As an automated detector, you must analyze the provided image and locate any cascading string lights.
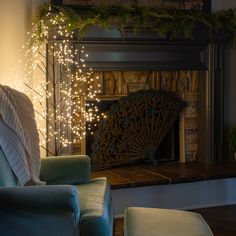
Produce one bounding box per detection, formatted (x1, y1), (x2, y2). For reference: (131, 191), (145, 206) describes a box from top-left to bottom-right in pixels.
(22, 5), (102, 156)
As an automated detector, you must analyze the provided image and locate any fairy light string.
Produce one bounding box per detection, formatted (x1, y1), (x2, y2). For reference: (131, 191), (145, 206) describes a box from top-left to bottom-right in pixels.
(22, 5), (102, 156)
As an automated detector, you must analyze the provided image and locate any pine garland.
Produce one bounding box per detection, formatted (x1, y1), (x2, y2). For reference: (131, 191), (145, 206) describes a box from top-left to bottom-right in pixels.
(32, 3), (236, 45)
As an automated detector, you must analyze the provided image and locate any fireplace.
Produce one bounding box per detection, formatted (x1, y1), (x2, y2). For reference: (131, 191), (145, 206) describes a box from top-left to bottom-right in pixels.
(48, 20), (225, 165)
(67, 25), (226, 166)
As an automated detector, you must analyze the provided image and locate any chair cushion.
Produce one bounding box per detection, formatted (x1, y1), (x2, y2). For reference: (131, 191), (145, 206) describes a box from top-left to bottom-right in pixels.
(76, 177), (113, 236)
(124, 207), (213, 236)
(0, 148), (16, 187)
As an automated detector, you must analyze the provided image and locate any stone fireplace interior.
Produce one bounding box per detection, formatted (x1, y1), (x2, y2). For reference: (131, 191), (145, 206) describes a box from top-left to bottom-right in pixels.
(81, 70), (201, 169)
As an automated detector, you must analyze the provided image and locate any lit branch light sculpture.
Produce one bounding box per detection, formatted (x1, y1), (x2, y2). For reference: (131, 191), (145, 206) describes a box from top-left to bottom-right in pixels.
(22, 5), (101, 156)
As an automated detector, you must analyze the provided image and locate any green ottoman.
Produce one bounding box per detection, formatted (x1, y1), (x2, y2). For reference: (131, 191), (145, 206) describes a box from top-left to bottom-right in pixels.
(124, 207), (213, 236)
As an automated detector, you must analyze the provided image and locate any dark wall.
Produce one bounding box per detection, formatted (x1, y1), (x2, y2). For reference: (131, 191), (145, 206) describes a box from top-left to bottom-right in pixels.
(212, 0), (236, 161)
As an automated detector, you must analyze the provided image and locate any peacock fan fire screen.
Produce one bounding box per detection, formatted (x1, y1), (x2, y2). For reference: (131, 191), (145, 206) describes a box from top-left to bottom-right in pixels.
(72, 70), (200, 170)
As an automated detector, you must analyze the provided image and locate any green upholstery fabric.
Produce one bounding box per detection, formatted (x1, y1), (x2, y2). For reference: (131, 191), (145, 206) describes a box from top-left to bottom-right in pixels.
(40, 155), (113, 235)
(0, 152), (113, 236)
(0, 185), (80, 236)
(0, 210), (79, 236)
(40, 155), (91, 185)
(0, 148), (17, 187)
(0, 185), (80, 217)
(77, 177), (113, 236)
(124, 207), (213, 236)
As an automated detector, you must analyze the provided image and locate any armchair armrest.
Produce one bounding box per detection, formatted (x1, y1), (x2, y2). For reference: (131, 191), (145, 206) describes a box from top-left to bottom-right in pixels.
(0, 185), (79, 219)
(40, 155), (91, 185)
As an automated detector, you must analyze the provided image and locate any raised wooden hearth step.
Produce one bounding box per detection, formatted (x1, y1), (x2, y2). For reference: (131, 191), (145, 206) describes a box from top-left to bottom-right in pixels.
(91, 162), (236, 189)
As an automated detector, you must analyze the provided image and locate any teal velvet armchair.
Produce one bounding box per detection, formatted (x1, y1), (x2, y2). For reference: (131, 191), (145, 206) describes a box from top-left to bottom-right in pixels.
(0, 148), (113, 236)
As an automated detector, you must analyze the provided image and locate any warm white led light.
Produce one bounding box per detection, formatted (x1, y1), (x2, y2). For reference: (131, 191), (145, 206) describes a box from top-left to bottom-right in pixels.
(22, 6), (104, 155)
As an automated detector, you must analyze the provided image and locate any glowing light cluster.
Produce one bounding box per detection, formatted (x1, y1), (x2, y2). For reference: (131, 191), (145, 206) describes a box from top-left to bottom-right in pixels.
(22, 6), (102, 156)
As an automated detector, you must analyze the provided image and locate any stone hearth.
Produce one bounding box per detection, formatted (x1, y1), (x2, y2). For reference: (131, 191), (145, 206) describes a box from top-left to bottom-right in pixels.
(92, 162), (236, 189)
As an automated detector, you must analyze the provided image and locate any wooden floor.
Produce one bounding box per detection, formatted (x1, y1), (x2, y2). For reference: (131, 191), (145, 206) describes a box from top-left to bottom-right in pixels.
(92, 162), (236, 189)
(114, 205), (236, 236)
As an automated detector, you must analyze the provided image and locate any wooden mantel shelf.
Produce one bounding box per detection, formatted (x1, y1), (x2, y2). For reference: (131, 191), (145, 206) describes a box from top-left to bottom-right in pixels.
(91, 162), (236, 189)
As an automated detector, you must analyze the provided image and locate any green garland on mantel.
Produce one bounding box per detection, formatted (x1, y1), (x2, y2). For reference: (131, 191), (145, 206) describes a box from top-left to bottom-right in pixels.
(33, 3), (236, 45)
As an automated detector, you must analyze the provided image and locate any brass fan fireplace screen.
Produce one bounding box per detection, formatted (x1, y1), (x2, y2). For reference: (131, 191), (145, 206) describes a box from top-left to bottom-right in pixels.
(90, 90), (184, 170)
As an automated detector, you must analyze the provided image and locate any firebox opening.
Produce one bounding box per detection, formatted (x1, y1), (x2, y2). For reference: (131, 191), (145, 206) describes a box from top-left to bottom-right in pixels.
(71, 70), (200, 169)
(86, 100), (180, 167)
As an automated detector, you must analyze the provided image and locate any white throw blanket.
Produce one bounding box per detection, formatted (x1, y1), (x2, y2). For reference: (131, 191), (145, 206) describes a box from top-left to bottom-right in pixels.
(0, 85), (44, 185)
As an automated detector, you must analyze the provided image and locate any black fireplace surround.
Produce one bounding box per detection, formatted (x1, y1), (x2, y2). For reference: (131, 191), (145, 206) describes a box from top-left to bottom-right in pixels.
(50, 1), (227, 164)
(71, 25), (226, 164)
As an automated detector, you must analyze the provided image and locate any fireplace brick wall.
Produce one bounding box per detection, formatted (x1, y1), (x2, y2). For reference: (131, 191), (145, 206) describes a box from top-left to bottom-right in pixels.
(72, 70), (200, 163)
